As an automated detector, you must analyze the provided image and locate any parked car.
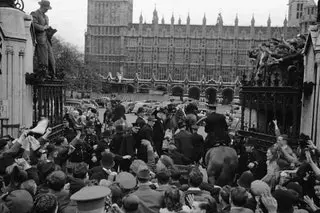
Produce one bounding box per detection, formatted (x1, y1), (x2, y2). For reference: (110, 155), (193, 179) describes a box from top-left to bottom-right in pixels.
(95, 97), (111, 108)
(82, 99), (97, 109)
(65, 99), (83, 110)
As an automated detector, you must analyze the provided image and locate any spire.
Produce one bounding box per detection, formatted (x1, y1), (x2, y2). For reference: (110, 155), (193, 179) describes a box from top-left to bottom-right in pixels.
(251, 14), (255, 26)
(171, 13), (175, 25)
(284, 15), (288, 26)
(161, 16), (165, 24)
(178, 16), (182, 25)
(217, 13), (223, 25)
(153, 5), (157, 17)
(203, 13), (206, 25)
(267, 14), (271, 26)
(139, 12), (143, 24)
(152, 6), (158, 24)
(187, 13), (190, 25)
(235, 14), (239, 26)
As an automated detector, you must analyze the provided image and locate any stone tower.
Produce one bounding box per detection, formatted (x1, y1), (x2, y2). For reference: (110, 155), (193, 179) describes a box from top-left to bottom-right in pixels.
(300, 0), (317, 34)
(85, 0), (133, 76)
(288, 0), (310, 27)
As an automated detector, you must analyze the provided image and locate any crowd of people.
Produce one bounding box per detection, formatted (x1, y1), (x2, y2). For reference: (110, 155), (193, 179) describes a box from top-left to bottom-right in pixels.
(0, 99), (320, 213)
(248, 34), (306, 85)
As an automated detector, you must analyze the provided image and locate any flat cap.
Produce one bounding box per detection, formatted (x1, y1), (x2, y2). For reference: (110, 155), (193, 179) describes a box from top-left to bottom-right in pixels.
(116, 172), (137, 190)
(71, 186), (111, 212)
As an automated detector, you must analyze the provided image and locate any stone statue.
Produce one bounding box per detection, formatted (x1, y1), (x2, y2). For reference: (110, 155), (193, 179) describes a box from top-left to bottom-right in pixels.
(31, 0), (56, 79)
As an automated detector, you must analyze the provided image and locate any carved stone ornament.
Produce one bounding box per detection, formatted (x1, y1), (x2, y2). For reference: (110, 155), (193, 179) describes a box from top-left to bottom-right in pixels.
(184, 74), (189, 85)
(168, 73), (173, 83)
(201, 74), (206, 85)
(134, 73), (139, 83)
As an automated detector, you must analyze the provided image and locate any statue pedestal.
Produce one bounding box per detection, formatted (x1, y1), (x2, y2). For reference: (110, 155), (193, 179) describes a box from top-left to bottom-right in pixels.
(0, 7), (33, 136)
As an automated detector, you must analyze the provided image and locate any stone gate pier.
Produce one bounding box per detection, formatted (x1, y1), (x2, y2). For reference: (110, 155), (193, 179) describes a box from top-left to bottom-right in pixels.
(0, 5), (33, 137)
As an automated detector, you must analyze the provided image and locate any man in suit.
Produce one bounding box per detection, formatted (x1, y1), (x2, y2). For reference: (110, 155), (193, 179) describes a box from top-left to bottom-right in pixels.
(238, 137), (266, 179)
(153, 108), (166, 156)
(174, 121), (193, 165)
(130, 166), (163, 213)
(136, 116), (156, 163)
(89, 152), (117, 182)
(135, 107), (146, 128)
(31, 0), (56, 79)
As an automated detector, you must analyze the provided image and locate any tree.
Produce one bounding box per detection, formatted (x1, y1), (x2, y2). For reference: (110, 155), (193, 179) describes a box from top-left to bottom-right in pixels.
(51, 37), (103, 94)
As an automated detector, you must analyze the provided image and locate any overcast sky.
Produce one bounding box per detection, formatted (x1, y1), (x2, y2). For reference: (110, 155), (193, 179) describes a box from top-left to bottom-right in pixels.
(25, 0), (290, 51)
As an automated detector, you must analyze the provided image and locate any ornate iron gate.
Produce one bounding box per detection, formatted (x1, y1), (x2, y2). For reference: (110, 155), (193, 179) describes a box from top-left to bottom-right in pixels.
(26, 74), (65, 127)
(238, 61), (303, 150)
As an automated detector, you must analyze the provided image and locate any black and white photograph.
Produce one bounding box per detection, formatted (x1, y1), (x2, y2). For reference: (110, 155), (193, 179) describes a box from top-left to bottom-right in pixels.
(0, 0), (319, 212)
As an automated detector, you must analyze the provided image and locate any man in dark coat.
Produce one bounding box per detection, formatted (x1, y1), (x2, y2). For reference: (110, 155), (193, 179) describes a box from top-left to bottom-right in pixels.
(110, 120), (136, 171)
(238, 137), (266, 179)
(89, 152), (117, 182)
(136, 116), (156, 163)
(153, 108), (166, 156)
(112, 102), (126, 122)
(135, 107), (146, 128)
(203, 104), (230, 154)
(191, 124), (204, 163)
(174, 121), (194, 165)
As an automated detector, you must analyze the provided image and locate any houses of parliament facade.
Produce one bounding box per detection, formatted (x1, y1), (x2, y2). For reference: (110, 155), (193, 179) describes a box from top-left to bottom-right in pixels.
(85, 0), (303, 99)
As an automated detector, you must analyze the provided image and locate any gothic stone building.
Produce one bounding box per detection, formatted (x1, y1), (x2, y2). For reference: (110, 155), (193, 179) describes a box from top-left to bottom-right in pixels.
(85, 0), (300, 102)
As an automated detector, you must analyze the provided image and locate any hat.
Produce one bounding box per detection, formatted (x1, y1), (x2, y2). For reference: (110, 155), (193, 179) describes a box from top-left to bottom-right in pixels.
(123, 195), (140, 212)
(114, 119), (127, 133)
(71, 186), (111, 213)
(130, 160), (147, 175)
(273, 189), (296, 213)
(73, 162), (88, 178)
(116, 172), (137, 190)
(156, 168), (171, 180)
(206, 103), (216, 110)
(38, 0), (52, 9)
(159, 155), (174, 169)
(30, 118), (49, 135)
(137, 107), (145, 114)
(245, 137), (256, 146)
(101, 152), (115, 169)
(99, 179), (112, 188)
(250, 180), (271, 196)
(4, 190), (34, 213)
(0, 138), (8, 150)
(237, 171), (255, 189)
(136, 165), (151, 180)
(285, 182), (303, 197)
(147, 115), (157, 122)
